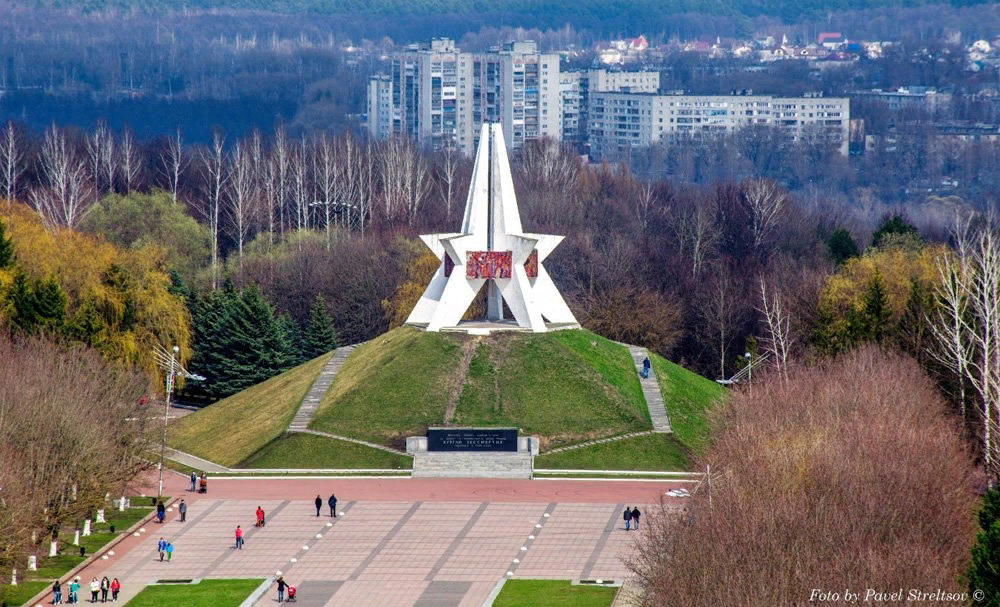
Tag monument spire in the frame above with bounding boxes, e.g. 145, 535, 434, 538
405, 123, 579, 334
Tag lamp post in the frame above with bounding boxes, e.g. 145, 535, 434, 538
152, 344, 203, 501
745, 351, 752, 396
157, 346, 178, 501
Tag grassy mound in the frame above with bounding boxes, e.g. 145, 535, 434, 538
240, 432, 412, 469
649, 352, 725, 455
534, 433, 691, 470
309, 327, 650, 450
168, 353, 330, 467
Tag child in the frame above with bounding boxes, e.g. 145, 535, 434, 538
69, 577, 80, 604
166, 542, 173, 562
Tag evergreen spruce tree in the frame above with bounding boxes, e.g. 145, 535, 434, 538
303, 294, 338, 359
970, 488, 1000, 604
279, 313, 305, 366
9, 271, 37, 332
826, 228, 859, 265
0, 218, 13, 268
859, 273, 891, 343
187, 289, 232, 399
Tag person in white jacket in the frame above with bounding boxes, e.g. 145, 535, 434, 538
89, 577, 100, 602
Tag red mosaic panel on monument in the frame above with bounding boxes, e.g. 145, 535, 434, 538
466, 251, 513, 278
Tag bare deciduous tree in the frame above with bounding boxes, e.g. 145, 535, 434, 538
225, 139, 256, 268
314, 133, 337, 250
758, 276, 793, 382
198, 129, 227, 289
436, 142, 461, 221
671, 198, 718, 277
271, 123, 290, 236
30, 123, 93, 228
119, 127, 142, 194
0, 120, 24, 203
85, 120, 113, 196
158, 128, 188, 204
741, 178, 786, 250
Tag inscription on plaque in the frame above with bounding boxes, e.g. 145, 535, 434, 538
427, 427, 518, 452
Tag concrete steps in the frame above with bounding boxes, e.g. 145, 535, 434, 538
412, 451, 533, 479
627, 345, 672, 433
288, 345, 356, 432
543, 431, 655, 456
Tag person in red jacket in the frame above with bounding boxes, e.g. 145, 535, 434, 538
110, 578, 121, 602
256, 506, 265, 527
234, 525, 244, 549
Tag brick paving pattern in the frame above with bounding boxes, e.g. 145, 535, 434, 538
26, 472, 683, 607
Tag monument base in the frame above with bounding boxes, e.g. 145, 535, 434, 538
406, 320, 580, 336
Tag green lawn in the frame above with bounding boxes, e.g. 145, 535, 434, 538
239, 432, 413, 469
649, 352, 726, 455
534, 432, 692, 470
309, 327, 466, 446
493, 580, 617, 607
124, 579, 264, 607
169, 353, 331, 467
0, 581, 50, 607
453, 330, 650, 450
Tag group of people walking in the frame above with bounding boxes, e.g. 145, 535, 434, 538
51, 575, 120, 604
315, 493, 337, 517
623, 506, 641, 530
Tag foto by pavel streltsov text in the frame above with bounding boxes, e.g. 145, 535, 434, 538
809, 588, 977, 603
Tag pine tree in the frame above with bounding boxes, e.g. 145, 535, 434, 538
826, 228, 859, 265
303, 294, 338, 359
0, 218, 13, 268
859, 273, 891, 344
9, 271, 37, 332
32, 275, 67, 333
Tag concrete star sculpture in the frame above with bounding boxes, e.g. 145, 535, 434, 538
406, 123, 579, 333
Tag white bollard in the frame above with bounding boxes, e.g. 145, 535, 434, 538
27, 555, 36, 571
49, 541, 57, 557
71, 484, 77, 501
73, 530, 80, 546
10, 568, 15, 585
31, 530, 36, 544
82, 519, 91, 536
96, 509, 105, 523
119, 496, 126, 512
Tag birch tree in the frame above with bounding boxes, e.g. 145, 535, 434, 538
741, 178, 786, 251
119, 127, 142, 194
198, 130, 226, 289
314, 133, 337, 250
758, 276, 792, 382
225, 139, 256, 268
291, 136, 311, 243
436, 142, 460, 221
158, 128, 188, 204
271, 123, 290, 235
671, 198, 718, 277
0, 121, 24, 203
30, 123, 93, 228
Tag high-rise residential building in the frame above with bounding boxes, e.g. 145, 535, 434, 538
587, 91, 850, 157
367, 39, 560, 156
559, 68, 660, 149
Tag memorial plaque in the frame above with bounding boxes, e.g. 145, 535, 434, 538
427, 427, 518, 452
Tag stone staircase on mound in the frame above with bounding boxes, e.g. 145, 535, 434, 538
411, 451, 533, 479
627, 345, 672, 433
288, 345, 357, 432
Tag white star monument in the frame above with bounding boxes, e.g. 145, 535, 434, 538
405, 123, 580, 333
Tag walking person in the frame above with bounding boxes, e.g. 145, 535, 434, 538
157, 537, 166, 561
89, 577, 99, 603
631, 507, 641, 530
52, 579, 62, 604
178, 499, 187, 522
234, 525, 244, 549
641, 356, 651, 378
69, 577, 80, 604
166, 542, 173, 561
623, 506, 632, 531
314, 495, 322, 517
276, 576, 287, 603
256, 506, 264, 527
110, 579, 120, 602
328, 493, 337, 517
189, 472, 197, 491
155, 501, 165, 524
100, 576, 110, 602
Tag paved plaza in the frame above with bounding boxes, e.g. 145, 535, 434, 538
35, 473, 680, 607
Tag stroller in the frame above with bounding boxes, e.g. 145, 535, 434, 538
286, 586, 297, 602
198, 476, 207, 493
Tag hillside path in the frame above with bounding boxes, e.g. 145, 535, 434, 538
288, 345, 357, 432
627, 345, 672, 433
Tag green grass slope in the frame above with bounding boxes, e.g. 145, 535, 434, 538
168, 353, 330, 467
649, 352, 726, 455
240, 432, 412, 469
309, 327, 465, 447
452, 330, 649, 449
126, 579, 264, 607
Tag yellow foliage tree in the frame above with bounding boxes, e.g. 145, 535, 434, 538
0, 203, 191, 379
816, 243, 948, 353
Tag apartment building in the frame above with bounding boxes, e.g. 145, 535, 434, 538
560, 69, 660, 148
367, 39, 560, 155
851, 87, 951, 115
587, 92, 850, 157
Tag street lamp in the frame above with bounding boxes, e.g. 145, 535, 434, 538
153, 344, 204, 500
745, 351, 752, 395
